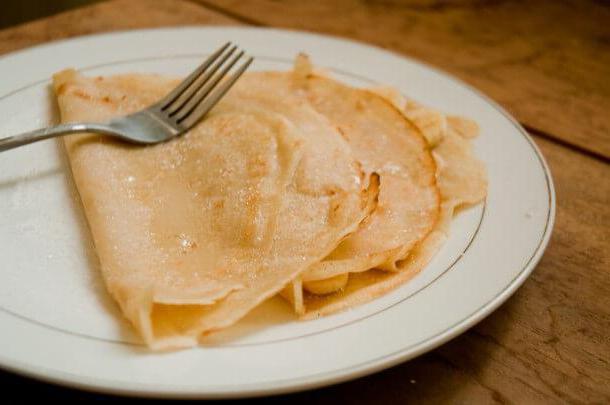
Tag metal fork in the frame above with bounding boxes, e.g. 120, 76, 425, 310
0, 43, 253, 152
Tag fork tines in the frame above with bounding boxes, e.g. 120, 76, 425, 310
158, 42, 253, 129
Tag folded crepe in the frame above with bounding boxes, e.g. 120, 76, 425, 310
53, 54, 486, 347
298, 119, 487, 318
276, 56, 487, 318
294, 56, 440, 283
53, 68, 375, 349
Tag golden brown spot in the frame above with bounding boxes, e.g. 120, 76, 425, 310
72, 89, 93, 101
332, 201, 341, 213
355, 98, 366, 110
336, 125, 349, 142
55, 83, 69, 95
244, 192, 259, 208
247, 157, 269, 177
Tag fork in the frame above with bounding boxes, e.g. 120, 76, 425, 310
0, 43, 253, 152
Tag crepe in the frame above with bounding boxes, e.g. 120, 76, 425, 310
292, 56, 441, 292
297, 86, 487, 319
272, 56, 486, 318
53, 54, 487, 345
53, 69, 374, 349
269, 56, 442, 314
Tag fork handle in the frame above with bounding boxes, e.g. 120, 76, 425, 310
0, 123, 118, 152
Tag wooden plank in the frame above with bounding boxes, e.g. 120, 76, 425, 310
199, 0, 610, 159
0, 0, 237, 56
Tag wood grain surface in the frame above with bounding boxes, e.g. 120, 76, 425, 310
199, 0, 610, 161
0, 0, 237, 56
0, 0, 608, 403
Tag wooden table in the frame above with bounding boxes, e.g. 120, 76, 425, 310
1, 0, 608, 402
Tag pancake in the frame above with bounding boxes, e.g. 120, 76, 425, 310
258, 56, 485, 317
298, 86, 487, 319
53, 54, 486, 344
263, 55, 440, 314
53, 69, 374, 349
294, 56, 441, 285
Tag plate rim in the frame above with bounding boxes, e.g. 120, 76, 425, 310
0, 26, 556, 399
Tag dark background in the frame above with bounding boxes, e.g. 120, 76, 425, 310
0, 0, 100, 29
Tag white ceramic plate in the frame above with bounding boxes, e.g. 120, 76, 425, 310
0, 27, 554, 398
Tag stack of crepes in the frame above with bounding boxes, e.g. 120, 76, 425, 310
52, 54, 486, 350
